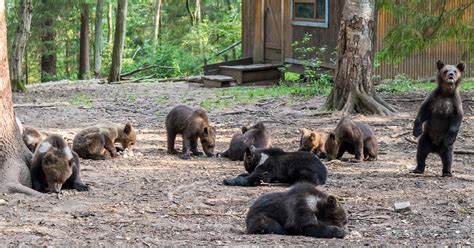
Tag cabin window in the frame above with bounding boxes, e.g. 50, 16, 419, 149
292, 0, 328, 28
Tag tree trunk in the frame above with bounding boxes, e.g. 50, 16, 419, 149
152, 0, 162, 45
324, 0, 395, 115
94, 0, 104, 78
40, 1, 56, 82
9, 0, 32, 92
0, 0, 39, 196
107, 0, 113, 44
194, 0, 201, 25
65, 37, 71, 77
79, 3, 90, 80
107, 0, 127, 83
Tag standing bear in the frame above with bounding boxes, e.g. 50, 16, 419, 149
413, 60, 465, 177
165, 105, 216, 159
73, 123, 137, 160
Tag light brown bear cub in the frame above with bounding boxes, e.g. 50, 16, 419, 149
325, 117, 378, 162
166, 105, 216, 160
73, 123, 137, 160
31, 134, 88, 193
299, 128, 327, 158
22, 126, 44, 153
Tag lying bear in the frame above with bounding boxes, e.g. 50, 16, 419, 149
73, 123, 136, 160
31, 134, 89, 193
299, 128, 327, 158
220, 122, 271, 161
223, 146, 327, 187
165, 105, 216, 159
412, 61, 465, 177
246, 182, 348, 238
325, 117, 378, 162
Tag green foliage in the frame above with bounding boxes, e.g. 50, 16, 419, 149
377, 0, 473, 64
376, 75, 474, 93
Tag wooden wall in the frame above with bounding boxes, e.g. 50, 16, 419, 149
242, 0, 473, 79
375, 0, 473, 79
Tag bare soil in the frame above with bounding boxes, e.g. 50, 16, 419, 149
2, 80, 473, 246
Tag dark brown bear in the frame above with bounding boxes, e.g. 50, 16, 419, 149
413, 61, 465, 177
246, 182, 348, 238
73, 123, 137, 160
165, 105, 216, 159
223, 146, 327, 187
299, 128, 327, 158
22, 126, 44, 153
31, 134, 89, 193
220, 122, 271, 161
325, 117, 378, 162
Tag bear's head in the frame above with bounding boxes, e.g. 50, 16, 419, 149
200, 126, 216, 157
436, 60, 465, 91
299, 128, 326, 154
42, 148, 74, 193
118, 123, 137, 149
324, 132, 340, 161
316, 195, 349, 231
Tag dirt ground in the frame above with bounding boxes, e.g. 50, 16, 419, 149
1, 80, 472, 246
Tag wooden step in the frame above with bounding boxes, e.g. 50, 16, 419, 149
219, 63, 283, 86
202, 75, 236, 88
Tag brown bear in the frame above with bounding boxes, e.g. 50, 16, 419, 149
299, 128, 327, 158
412, 61, 465, 177
246, 182, 348, 238
73, 123, 137, 160
22, 126, 44, 153
325, 117, 378, 162
165, 105, 216, 159
31, 134, 89, 193
220, 122, 271, 161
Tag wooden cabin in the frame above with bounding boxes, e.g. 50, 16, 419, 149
240, 0, 472, 79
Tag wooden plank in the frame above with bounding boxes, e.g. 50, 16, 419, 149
203, 57, 253, 75
220, 63, 282, 71
253, 0, 265, 63
202, 75, 234, 82
285, 58, 336, 70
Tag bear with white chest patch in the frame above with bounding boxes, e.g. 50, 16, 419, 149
31, 134, 89, 193
413, 60, 465, 177
246, 182, 348, 238
223, 146, 327, 187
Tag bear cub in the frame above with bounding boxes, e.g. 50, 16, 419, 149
223, 146, 327, 187
325, 117, 378, 162
165, 105, 216, 159
246, 182, 348, 239
220, 122, 271, 161
73, 123, 137, 160
299, 128, 327, 158
22, 126, 44, 153
412, 61, 465, 177
31, 134, 89, 193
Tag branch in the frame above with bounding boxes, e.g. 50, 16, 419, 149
120, 64, 173, 78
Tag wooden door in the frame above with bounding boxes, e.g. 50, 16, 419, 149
264, 0, 283, 63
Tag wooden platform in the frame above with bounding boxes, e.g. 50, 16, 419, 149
202, 75, 235, 88
219, 64, 282, 86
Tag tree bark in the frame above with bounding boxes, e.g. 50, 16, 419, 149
107, 0, 128, 83
9, 0, 32, 92
152, 0, 162, 45
65, 37, 71, 77
94, 0, 104, 78
0, 0, 39, 196
40, 0, 56, 82
324, 0, 395, 115
79, 3, 90, 80
107, 0, 113, 44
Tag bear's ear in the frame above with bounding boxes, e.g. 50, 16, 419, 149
124, 123, 132, 135
203, 127, 209, 136
241, 126, 248, 134
457, 63, 465, 72
310, 132, 316, 141
300, 128, 309, 136
329, 132, 336, 139
436, 60, 445, 71
327, 195, 338, 208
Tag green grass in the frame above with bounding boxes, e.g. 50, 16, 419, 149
376, 76, 474, 93
155, 96, 170, 105
67, 93, 93, 107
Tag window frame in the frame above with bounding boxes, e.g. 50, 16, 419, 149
291, 0, 329, 28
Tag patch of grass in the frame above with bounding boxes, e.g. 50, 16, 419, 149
376, 75, 474, 93
155, 96, 170, 105
284, 72, 301, 81
128, 94, 138, 101
67, 93, 93, 107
